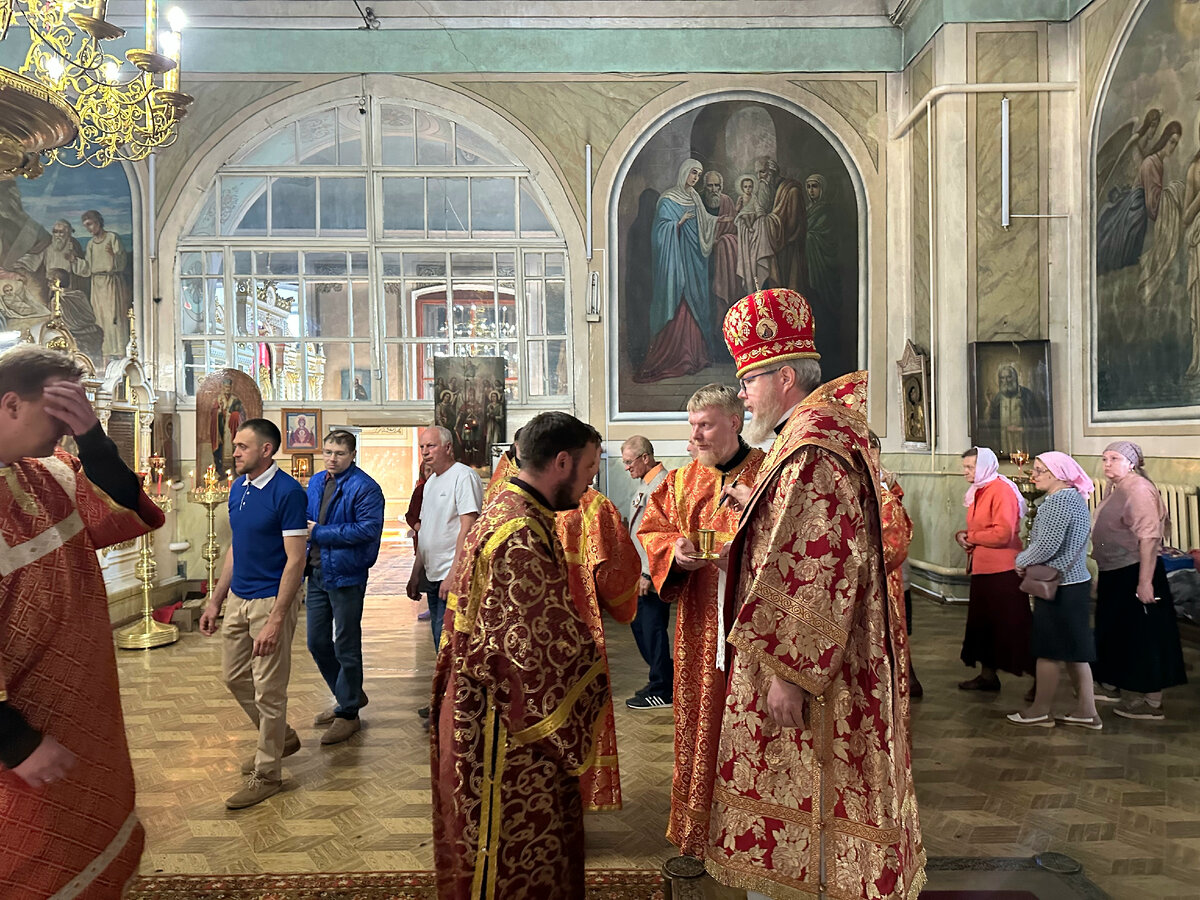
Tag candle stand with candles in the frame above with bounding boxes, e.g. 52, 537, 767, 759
187, 464, 231, 608
115, 453, 179, 650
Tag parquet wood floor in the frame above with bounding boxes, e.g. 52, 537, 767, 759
121, 542, 1200, 898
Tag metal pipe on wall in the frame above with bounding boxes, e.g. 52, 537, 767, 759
1000, 97, 1011, 230
585, 143, 593, 262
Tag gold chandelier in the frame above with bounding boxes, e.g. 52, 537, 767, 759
0, 0, 192, 178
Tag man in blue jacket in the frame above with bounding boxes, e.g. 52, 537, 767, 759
305, 429, 385, 745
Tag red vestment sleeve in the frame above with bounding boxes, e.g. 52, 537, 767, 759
584, 492, 640, 625
637, 471, 687, 602
880, 482, 913, 574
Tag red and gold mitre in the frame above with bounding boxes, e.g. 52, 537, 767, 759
722, 288, 820, 378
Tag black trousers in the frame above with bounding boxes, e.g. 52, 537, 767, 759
630, 589, 673, 698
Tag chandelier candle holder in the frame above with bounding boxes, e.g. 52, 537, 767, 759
1008, 450, 1043, 539
187, 464, 230, 608
115, 452, 179, 650
0, 0, 192, 178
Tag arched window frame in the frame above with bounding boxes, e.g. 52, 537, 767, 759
175, 96, 571, 408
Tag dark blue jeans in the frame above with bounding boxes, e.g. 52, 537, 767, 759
631, 589, 674, 698
421, 577, 446, 651
305, 569, 367, 719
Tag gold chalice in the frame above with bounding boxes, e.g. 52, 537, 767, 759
694, 529, 719, 560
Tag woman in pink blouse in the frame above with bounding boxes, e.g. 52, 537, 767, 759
956, 447, 1035, 693
1091, 441, 1187, 720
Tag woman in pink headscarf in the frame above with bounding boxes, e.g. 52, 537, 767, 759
1008, 452, 1100, 729
955, 447, 1035, 693
1091, 441, 1186, 720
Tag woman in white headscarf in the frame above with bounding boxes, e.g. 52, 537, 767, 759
1091, 440, 1187, 719
955, 447, 1035, 694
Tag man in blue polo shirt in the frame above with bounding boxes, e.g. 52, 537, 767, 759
200, 418, 308, 810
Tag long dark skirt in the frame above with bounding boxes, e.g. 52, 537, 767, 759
1093, 560, 1188, 693
1032, 580, 1096, 662
960, 569, 1035, 676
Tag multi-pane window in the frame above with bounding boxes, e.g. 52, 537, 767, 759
177, 100, 568, 405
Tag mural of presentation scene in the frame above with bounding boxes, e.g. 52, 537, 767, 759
1094, 0, 1200, 415
0, 163, 136, 368
613, 97, 861, 415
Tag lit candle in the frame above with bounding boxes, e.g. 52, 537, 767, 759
161, 31, 180, 92
226, 469, 233, 484
145, 0, 157, 53
189, 469, 195, 490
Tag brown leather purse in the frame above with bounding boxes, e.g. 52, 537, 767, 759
1019, 540, 1087, 601
1018, 564, 1061, 600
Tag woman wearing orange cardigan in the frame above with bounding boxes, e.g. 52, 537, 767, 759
956, 447, 1035, 693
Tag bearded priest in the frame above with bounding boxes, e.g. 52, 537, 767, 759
636, 383, 765, 858
431, 412, 610, 900
706, 288, 925, 900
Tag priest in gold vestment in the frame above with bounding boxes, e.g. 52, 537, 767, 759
707, 289, 924, 900
557, 487, 640, 810
431, 413, 610, 900
636, 383, 765, 857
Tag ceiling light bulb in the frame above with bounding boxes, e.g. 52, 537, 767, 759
166, 6, 187, 31
103, 61, 120, 82
44, 56, 65, 80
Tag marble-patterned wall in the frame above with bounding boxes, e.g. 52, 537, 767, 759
972, 28, 1045, 342
909, 49, 933, 351
444, 79, 682, 217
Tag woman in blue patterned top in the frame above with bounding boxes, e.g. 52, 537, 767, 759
1008, 452, 1102, 730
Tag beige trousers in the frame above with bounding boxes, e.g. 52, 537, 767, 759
221, 592, 298, 779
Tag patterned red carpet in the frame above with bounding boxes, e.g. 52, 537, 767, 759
126, 869, 667, 899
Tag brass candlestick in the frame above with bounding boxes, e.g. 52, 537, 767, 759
115, 454, 179, 650
187, 464, 230, 605
1008, 451, 1042, 539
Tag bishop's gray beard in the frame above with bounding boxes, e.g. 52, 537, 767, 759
744, 393, 788, 445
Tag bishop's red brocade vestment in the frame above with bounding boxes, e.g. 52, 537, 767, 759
636, 448, 765, 857
430, 480, 608, 900
556, 487, 640, 811
706, 373, 925, 900
0, 450, 164, 899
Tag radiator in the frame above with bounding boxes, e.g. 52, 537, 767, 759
1087, 479, 1200, 552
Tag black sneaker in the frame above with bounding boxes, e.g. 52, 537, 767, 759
417, 705, 430, 719
624, 684, 653, 706
626, 694, 671, 710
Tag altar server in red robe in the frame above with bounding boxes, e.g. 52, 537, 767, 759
636, 383, 765, 857
0, 346, 165, 899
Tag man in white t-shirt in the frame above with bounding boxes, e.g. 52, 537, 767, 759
407, 425, 482, 651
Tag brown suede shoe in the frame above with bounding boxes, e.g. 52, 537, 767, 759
225, 772, 282, 810
313, 706, 337, 727
240, 728, 301, 775
320, 716, 361, 745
